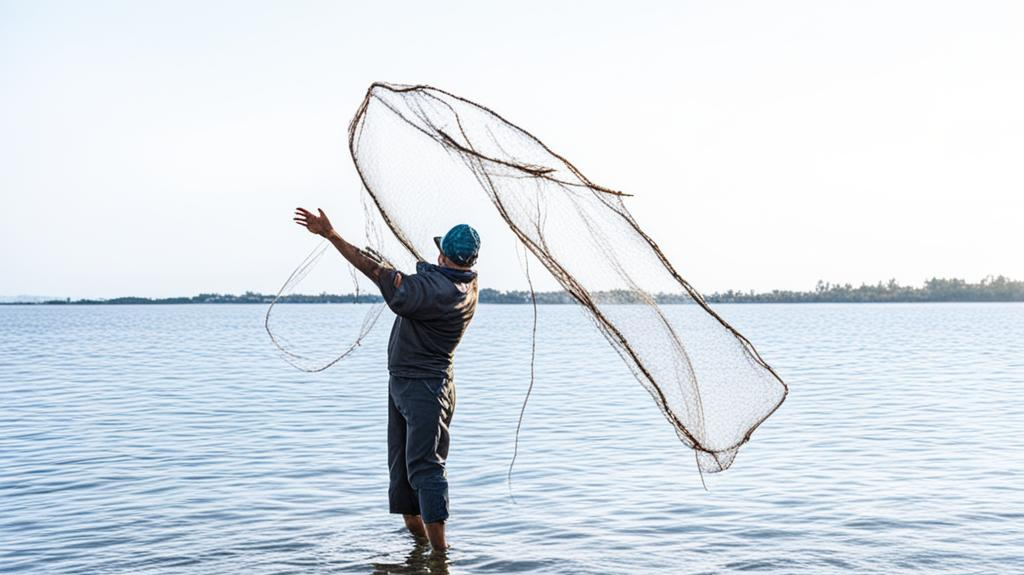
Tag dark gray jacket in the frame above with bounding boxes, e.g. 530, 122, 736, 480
376, 261, 478, 379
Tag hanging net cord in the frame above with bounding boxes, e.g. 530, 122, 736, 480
302, 82, 787, 474
507, 241, 538, 500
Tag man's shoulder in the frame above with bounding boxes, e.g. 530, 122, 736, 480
390, 265, 446, 299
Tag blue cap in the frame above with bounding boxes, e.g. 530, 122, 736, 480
433, 224, 480, 267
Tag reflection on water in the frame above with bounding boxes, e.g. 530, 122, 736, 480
371, 538, 450, 575
2, 303, 1023, 574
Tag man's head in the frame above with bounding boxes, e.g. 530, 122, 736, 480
434, 224, 480, 270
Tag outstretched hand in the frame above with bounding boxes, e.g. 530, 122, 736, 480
293, 207, 334, 237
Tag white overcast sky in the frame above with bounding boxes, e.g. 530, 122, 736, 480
1, 0, 1022, 298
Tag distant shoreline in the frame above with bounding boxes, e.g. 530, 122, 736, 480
4, 276, 1022, 305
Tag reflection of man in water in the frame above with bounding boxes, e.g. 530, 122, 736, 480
372, 537, 451, 575
294, 207, 480, 554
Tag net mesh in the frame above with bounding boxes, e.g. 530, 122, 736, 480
271, 82, 788, 473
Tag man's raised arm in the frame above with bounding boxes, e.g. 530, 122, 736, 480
293, 207, 390, 284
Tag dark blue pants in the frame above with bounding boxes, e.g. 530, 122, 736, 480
387, 375, 456, 524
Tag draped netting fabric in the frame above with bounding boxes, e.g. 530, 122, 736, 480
270, 82, 788, 473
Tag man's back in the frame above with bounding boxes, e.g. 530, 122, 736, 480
377, 261, 478, 379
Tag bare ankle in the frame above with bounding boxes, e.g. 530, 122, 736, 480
402, 514, 427, 538
424, 520, 447, 551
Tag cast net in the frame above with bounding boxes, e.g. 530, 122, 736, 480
270, 82, 788, 474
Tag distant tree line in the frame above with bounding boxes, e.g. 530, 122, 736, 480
12, 276, 1022, 305
487, 276, 1024, 303
703, 276, 1024, 303
36, 291, 384, 305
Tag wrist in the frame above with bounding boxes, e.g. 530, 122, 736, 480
320, 227, 336, 239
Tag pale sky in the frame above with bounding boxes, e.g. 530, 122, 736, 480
2, 0, 1022, 299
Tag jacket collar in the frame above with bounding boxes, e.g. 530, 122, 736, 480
417, 261, 477, 284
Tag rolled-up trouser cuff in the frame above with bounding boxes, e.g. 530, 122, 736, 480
388, 485, 420, 516
418, 487, 449, 524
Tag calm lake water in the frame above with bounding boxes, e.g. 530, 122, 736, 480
2, 303, 1022, 574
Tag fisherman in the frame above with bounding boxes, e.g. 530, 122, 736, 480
293, 207, 480, 553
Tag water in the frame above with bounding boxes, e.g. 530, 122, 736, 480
2, 303, 1022, 574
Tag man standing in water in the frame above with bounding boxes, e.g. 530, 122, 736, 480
293, 207, 480, 553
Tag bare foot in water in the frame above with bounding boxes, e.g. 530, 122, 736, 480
402, 514, 448, 554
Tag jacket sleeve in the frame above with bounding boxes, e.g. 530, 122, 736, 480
376, 268, 436, 319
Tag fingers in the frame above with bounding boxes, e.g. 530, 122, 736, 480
294, 208, 312, 226
293, 207, 325, 234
